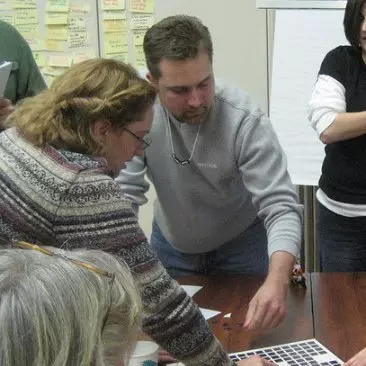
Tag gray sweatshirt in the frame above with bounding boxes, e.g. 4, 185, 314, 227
116, 81, 303, 257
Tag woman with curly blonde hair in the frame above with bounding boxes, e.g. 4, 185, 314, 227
0, 59, 238, 365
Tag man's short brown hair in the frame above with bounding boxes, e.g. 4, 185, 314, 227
143, 15, 213, 79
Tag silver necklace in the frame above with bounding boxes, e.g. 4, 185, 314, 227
164, 108, 201, 166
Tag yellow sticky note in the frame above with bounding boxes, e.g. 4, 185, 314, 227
43, 66, 69, 76
73, 49, 97, 64
12, 0, 37, 8
103, 10, 126, 20
14, 9, 38, 25
33, 52, 46, 67
102, 0, 125, 10
130, 14, 154, 30
44, 39, 66, 52
28, 39, 44, 51
0, 13, 14, 25
70, 3, 91, 13
104, 32, 128, 54
129, 0, 154, 13
46, 0, 70, 12
17, 23, 40, 39
44, 74, 57, 87
46, 25, 68, 40
104, 52, 129, 63
47, 54, 73, 67
43, 67, 57, 76
103, 19, 127, 33
134, 45, 145, 68
45, 12, 68, 25
133, 30, 146, 46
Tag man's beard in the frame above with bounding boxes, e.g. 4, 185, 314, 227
176, 106, 209, 125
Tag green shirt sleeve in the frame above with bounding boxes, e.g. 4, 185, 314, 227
15, 34, 46, 100
1, 20, 46, 104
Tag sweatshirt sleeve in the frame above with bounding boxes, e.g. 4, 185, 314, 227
54, 173, 233, 366
234, 108, 303, 258
116, 155, 150, 209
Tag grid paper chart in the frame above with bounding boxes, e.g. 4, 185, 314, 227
229, 339, 343, 366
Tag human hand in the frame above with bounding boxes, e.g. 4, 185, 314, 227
158, 348, 177, 363
238, 355, 275, 366
0, 98, 14, 128
243, 276, 288, 330
345, 347, 366, 366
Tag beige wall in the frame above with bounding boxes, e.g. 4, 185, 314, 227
138, 2, 274, 238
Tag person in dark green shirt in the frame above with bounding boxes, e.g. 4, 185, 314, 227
0, 20, 46, 128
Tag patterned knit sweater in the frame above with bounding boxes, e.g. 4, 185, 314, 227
0, 128, 232, 365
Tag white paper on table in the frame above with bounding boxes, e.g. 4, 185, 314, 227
199, 307, 221, 320
181, 285, 202, 297
0, 61, 12, 98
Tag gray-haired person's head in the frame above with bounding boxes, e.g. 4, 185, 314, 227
0, 247, 141, 366
143, 15, 213, 79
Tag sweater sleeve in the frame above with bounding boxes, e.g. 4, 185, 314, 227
235, 108, 303, 258
54, 172, 233, 366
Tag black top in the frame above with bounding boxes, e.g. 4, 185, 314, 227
318, 45, 366, 204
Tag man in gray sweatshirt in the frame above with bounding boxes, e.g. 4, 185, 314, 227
116, 15, 303, 331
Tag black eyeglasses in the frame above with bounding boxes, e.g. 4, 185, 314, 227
123, 127, 151, 150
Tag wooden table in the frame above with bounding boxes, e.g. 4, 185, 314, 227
311, 272, 366, 361
179, 274, 312, 353
176, 272, 366, 360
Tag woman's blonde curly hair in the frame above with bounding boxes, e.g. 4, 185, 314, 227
7, 58, 156, 155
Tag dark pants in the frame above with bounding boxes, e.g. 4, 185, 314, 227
150, 218, 269, 279
317, 201, 366, 272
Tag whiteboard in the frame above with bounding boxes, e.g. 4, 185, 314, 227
257, 0, 346, 9
270, 9, 347, 186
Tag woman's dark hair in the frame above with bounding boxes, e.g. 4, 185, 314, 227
344, 0, 366, 47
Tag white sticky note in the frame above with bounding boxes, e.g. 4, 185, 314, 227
0, 61, 12, 98
130, 13, 154, 30
181, 285, 202, 298
103, 10, 126, 20
46, 0, 70, 12
199, 307, 221, 320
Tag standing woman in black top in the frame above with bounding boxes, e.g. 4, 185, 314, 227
308, 0, 366, 272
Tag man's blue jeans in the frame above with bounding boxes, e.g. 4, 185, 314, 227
151, 218, 269, 278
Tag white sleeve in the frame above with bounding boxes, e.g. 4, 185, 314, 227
307, 74, 346, 136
